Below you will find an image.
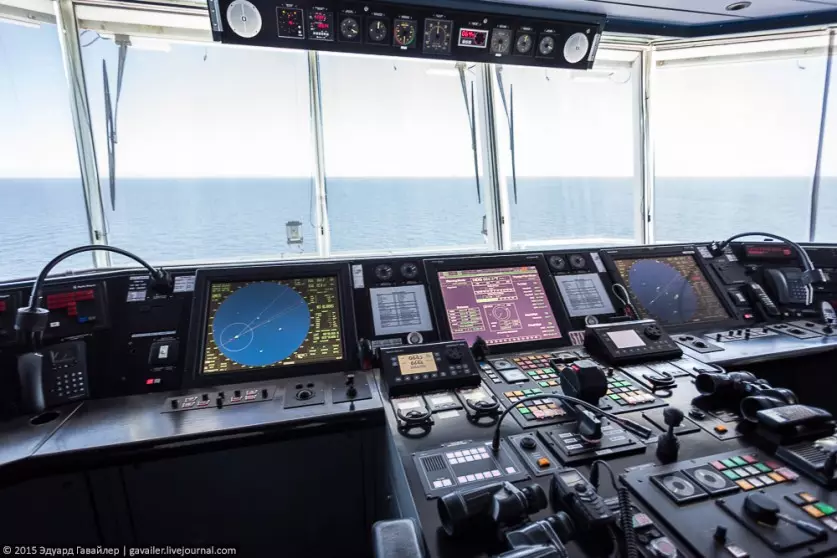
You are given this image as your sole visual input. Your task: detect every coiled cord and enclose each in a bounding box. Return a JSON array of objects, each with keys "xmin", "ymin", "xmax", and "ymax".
[{"xmin": 590, "ymin": 460, "xmax": 638, "ymax": 558}]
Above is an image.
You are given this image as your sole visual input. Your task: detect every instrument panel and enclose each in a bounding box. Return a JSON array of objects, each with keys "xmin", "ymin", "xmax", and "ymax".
[
  {"xmin": 0, "ymin": 242, "xmax": 835, "ymax": 417},
  {"xmin": 209, "ymin": 0, "xmax": 604, "ymax": 70}
]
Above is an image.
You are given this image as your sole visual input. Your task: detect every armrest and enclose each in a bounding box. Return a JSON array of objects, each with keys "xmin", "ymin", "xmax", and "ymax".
[{"xmin": 372, "ymin": 518, "xmax": 424, "ymax": 558}]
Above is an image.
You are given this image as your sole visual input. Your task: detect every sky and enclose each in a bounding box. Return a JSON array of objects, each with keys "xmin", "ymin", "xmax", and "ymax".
[{"xmin": 1, "ymin": 19, "xmax": 837, "ymax": 180}]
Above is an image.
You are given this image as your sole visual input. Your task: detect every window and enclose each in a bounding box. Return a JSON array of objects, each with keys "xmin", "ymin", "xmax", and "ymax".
[
  {"xmin": 0, "ymin": 20, "xmax": 89, "ymax": 280},
  {"xmin": 318, "ymin": 54, "xmax": 487, "ymax": 253},
  {"xmin": 814, "ymin": 48, "xmax": 837, "ymax": 242},
  {"xmin": 80, "ymin": 34, "xmax": 316, "ymax": 265},
  {"xmin": 492, "ymin": 51, "xmax": 641, "ymax": 249},
  {"xmin": 653, "ymin": 38, "xmax": 828, "ymax": 244}
]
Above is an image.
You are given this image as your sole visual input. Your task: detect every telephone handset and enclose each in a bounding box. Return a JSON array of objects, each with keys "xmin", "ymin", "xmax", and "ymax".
[
  {"xmin": 764, "ymin": 268, "xmax": 808, "ymax": 306},
  {"xmin": 18, "ymin": 340, "xmax": 89, "ymax": 414},
  {"xmin": 745, "ymin": 282, "xmax": 780, "ymax": 318}
]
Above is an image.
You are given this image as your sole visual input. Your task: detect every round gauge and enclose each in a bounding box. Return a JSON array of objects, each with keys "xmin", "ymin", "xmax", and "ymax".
[
  {"xmin": 423, "ymin": 19, "xmax": 452, "ymax": 52},
  {"xmin": 374, "ymin": 264, "xmax": 394, "ymax": 282},
  {"xmin": 548, "ymin": 255, "xmax": 567, "ymax": 272},
  {"xmin": 393, "ymin": 20, "xmax": 417, "ymax": 47},
  {"xmin": 406, "ymin": 331, "xmax": 424, "ymax": 345},
  {"xmin": 538, "ymin": 35, "xmax": 555, "ymax": 56},
  {"xmin": 569, "ymin": 254, "xmax": 587, "ymax": 270},
  {"xmin": 368, "ymin": 19, "xmax": 389, "ymax": 43},
  {"xmin": 585, "ymin": 315, "xmax": 599, "ymax": 326},
  {"xmin": 564, "ymin": 32, "xmax": 590, "ymax": 64},
  {"xmin": 490, "ymin": 28, "xmax": 512, "ymax": 55},
  {"xmin": 515, "ymin": 33, "xmax": 533, "ymax": 54},
  {"xmin": 212, "ymin": 282, "xmax": 310, "ymax": 367},
  {"xmin": 226, "ymin": 0, "xmax": 262, "ymax": 39},
  {"xmin": 340, "ymin": 16, "xmax": 360, "ymax": 40},
  {"xmin": 400, "ymin": 262, "xmax": 419, "ymax": 280}
]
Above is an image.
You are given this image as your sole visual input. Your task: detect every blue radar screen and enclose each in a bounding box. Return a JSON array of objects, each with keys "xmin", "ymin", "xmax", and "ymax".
[
  {"xmin": 613, "ymin": 254, "xmax": 730, "ymax": 326},
  {"xmin": 201, "ymin": 277, "xmax": 343, "ymax": 374}
]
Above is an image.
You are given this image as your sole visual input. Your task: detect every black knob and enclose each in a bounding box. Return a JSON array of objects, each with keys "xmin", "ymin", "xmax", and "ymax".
[
  {"xmin": 346, "ymin": 373, "xmax": 356, "ymax": 387},
  {"xmin": 825, "ymin": 326, "xmax": 834, "ymax": 334},
  {"xmin": 170, "ymin": 399, "xmax": 178, "ymax": 409},
  {"xmin": 218, "ymin": 391, "xmax": 225, "ymax": 399},
  {"xmin": 574, "ymin": 483, "xmax": 588, "ymax": 493},
  {"xmin": 234, "ymin": 390, "xmax": 241, "ymax": 398},
  {"xmin": 713, "ymin": 525, "xmax": 727, "ymax": 542},
  {"xmin": 716, "ymin": 333, "xmax": 722, "ymax": 341},
  {"xmin": 644, "ymin": 325, "xmax": 662, "ymax": 340},
  {"xmin": 664, "ymin": 407, "xmax": 685, "ymax": 428},
  {"xmin": 201, "ymin": 393, "xmax": 209, "ymax": 401},
  {"xmin": 216, "ymin": 397, "xmax": 223, "ymax": 409},
  {"xmin": 262, "ymin": 388, "xmax": 269, "ymax": 399},
  {"xmin": 689, "ymin": 407, "xmax": 706, "ymax": 420},
  {"xmin": 519, "ymin": 437, "xmax": 537, "ymax": 451},
  {"xmin": 445, "ymin": 347, "xmax": 463, "ymax": 362}
]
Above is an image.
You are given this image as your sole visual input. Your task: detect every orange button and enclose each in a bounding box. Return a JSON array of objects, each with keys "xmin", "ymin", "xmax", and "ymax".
[
  {"xmin": 514, "ymin": 391, "xmax": 525, "ymax": 397},
  {"xmin": 804, "ymin": 505, "xmax": 825, "ymax": 518},
  {"xmin": 537, "ymin": 457, "xmax": 551, "ymax": 468},
  {"xmin": 800, "ymin": 492, "xmax": 818, "ymax": 503},
  {"xmin": 736, "ymin": 480, "xmax": 754, "ymax": 491},
  {"xmin": 768, "ymin": 472, "xmax": 786, "ymax": 483},
  {"xmin": 714, "ymin": 425, "xmax": 728, "ymax": 434}
]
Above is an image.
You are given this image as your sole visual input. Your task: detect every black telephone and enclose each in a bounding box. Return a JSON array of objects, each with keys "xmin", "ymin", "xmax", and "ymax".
[
  {"xmin": 763, "ymin": 268, "xmax": 809, "ymax": 306},
  {"xmin": 745, "ymin": 282, "xmax": 781, "ymax": 318},
  {"xmin": 18, "ymin": 340, "xmax": 89, "ymax": 414},
  {"xmin": 756, "ymin": 404, "xmax": 833, "ymax": 432}
]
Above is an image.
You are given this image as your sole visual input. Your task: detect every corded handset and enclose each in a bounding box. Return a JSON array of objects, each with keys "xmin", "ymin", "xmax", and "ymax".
[
  {"xmin": 764, "ymin": 268, "xmax": 808, "ymax": 306},
  {"xmin": 744, "ymin": 282, "xmax": 780, "ymax": 318},
  {"xmin": 18, "ymin": 340, "xmax": 89, "ymax": 413},
  {"xmin": 756, "ymin": 404, "xmax": 833, "ymax": 432}
]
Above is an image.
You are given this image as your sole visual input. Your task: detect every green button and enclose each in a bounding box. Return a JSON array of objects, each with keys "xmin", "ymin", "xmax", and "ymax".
[
  {"xmin": 609, "ymin": 394, "xmax": 621, "ymax": 400},
  {"xmin": 518, "ymin": 408, "xmax": 531, "ymax": 415},
  {"xmin": 721, "ymin": 459, "xmax": 737, "ymax": 468},
  {"xmin": 528, "ymin": 371, "xmax": 537, "ymax": 376},
  {"xmin": 755, "ymin": 463, "xmax": 771, "ymax": 473},
  {"xmin": 533, "ymin": 389, "xmax": 543, "ymax": 394},
  {"xmin": 732, "ymin": 457, "xmax": 747, "ymax": 467},
  {"xmin": 539, "ymin": 381, "xmax": 549, "ymax": 387},
  {"xmin": 815, "ymin": 503, "xmax": 836, "ymax": 515},
  {"xmin": 523, "ymin": 389, "xmax": 534, "ymax": 395},
  {"xmin": 723, "ymin": 470, "xmax": 740, "ymax": 480}
]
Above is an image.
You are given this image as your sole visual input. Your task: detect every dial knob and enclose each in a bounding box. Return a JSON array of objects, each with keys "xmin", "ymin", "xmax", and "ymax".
[
  {"xmin": 569, "ymin": 254, "xmax": 587, "ymax": 270},
  {"xmin": 548, "ymin": 255, "xmax": 567, "ymax": 272},
  {"xmin": 400, "ymin": 262, "xmax": 419, "ymax": 279},
  {"xmin": 374, "ymin": 264, "xmax": 394, "ymax": 281},
  {"xmin": 644, "ymin": 324, "xmax": 662, "ymax": 340},
  {"xmin": 445, "ymin": 346, "xmax": 463, "ymax": 362}
]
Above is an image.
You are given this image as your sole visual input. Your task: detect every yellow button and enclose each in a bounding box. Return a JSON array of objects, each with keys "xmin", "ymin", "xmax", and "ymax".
[
  {"xmin": 714, "ymin": 425, "xmax": 728, "ymax": 434},
  {"xmin": 800, "ymin": 492, "xmax": 818, "ymax": 503},
  {"xmin": 804, "ymin": 505, "xmax": 825, "ymax": 518},
  {"xmin": 736, "ymin": 480, "xmax": 754, "ymax": 491},
  {"xmin": 537, "ymin": 457, "xmax": 551, "ymax": 468},
  {"xmin": 514, "ymin": 391, "xmax": 525, "ymax": 397},
  {"xmin": 768, "ymin": 472, "xmax": 786, "ymax": 483}
]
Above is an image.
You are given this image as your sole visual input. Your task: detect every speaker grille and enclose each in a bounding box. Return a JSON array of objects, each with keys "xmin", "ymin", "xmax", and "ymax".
[{"xmin": 421, "ymin": 455, "xmax": 447, "ymax": 473}]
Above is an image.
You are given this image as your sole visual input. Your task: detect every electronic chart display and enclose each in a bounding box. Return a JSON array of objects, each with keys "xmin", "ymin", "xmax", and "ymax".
[
  {"xmin": 555, "ymin": 273, "xmax": 615, "ymax": 317},
  {"xmin": 200, "ymin": 277, "xmax": 343, "ymax": 374},
  {"xmin": 612, "ymin": 254, "xmax": 730, "ymax": 326},
  {"xmin": 437, "ymin": 266, "xmax": 562, "ymax": 346},
  {"xmin": 370, "ymin": 284, "xmax": 433, "ymax": 336}
]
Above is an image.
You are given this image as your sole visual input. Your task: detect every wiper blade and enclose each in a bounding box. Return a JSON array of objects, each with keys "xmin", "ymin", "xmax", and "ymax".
[
  {"xmin": 103, "ymin": 38, "xmax": 129, "ymax": 211},
  {"xmin": 495, "ymin": 66, "xmax": 518, "ymax": 204},
  {"xmin": 457, "ymin": 63, "xmax": 481, "ymax": 204}
]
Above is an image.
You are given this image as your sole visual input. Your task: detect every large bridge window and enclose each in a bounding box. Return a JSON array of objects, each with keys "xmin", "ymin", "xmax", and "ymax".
[
  {"xmin": 80, "ymin": 35, "xmax": 316, "ymax": 265},
  {"xmin": 653, "ymin": 37, "xmax": 828, "ymax": 244},
  {"xmin": 318, "ymin": 54, "xmax": 487, "ymax": 254},
  {"xmin": 0, "ymin": 21, "xmax": 89, "ymax": 280},
  {"xmin": 492, "ymin": 50, "xmax": 642, "ymax": 249},
  {"xmin": 814, "ymin": 49, "xmax": 837, "ymax": 242}
]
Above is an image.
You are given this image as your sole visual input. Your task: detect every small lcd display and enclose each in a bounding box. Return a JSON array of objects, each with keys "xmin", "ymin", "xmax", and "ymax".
[
  {"xmin": 370, "ymin": 284, "xmax": 433, "ymax": 336},
  {"xmin": 398, "ymin": 352, "xmax": 438, "ymax": 375},
  {"xmin": 458, "ymin": 27, "xmax": 488, "ymax": 48},
  {"xmin": 607, "ymin": 329, "xmax": 646, "ymax": 349},
  {"xmin": 555, "ymin": 273, "xmax": 615, "ymax": 317},
  {"xmin": 430, "ymin": 394, "xmax": 455, "ymax": 405},
  {"xmin": 559, "ymin": 470, "xmax": 583, "ymax": 485},
  {"xmin": 437, "ymin": 266, "xmax": 562, "ymax": 347}
]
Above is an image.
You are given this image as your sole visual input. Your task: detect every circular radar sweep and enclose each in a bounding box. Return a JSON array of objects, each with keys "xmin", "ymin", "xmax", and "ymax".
[
  {"xmin": 212, "ymin": 282, "xmax": 310, "ymax": 367},
  {"xmin": 628, "ymin": 260, "xmax": 698, "ymax": 325}
]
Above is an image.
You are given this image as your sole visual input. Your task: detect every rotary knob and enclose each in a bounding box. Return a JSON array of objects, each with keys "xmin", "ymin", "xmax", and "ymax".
[
  {"xmin": 445, "ymin": 346, "xmax": 463, "ymax": 362},
  {"xmin": 644, "ymin": 324, "xmax": 663, "ymax": 340}
]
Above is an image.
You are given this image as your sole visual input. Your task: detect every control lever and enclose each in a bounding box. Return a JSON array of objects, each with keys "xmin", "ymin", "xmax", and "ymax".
[
  {"xmin": 821, "ymin": 301, "xmax": 836, "ymax": 333},
  {"xmin": 744, "ymin": 492, "xmax": 826, "ymax": 538},
  {"xmin": 345, "ymin": 373, "xmax": 357, "ymax": 398},
  {"xmin": 656, "ymin": 408, "xmax": 684, "ymax": 464}
]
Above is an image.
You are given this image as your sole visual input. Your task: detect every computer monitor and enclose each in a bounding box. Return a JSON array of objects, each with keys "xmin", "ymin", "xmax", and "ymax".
[
  {"xmin": 187, "ymin": 264, "xmax": 355, "ymax": 382},
  {"xmin": 434, "ymin": 264, "xmax": 563, "ymax": 347},
  {"xmin": 608, "ymin": 251, "xmax": 731, "ymax": 327},
  {"xmin": 369, "ymin": 284, "xmax": 434, "ymax": 336}
]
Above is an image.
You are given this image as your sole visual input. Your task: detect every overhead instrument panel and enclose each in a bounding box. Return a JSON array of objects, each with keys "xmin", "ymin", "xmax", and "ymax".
[
  {"xmin": 604, "ymin": 249, "xmax": 732, "ymax": 327},
  {"xmin": 208, "ymin": 0, "xmax": 604, "ymax": 70}
]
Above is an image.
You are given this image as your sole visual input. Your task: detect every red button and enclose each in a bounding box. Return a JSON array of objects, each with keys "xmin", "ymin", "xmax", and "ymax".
[
  {"xmin": 711, "ymin": 461, "xmax": 726, "ymax": 470},
  {"xmin": 742, "ymin": 455, "xmax": 757, "ymax": 464}
]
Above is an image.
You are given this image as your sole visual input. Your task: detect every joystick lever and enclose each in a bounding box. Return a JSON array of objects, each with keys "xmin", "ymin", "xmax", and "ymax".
[
  {"xmin": 656, "ymin": 407, "xmax": 684, "ymax": 464},
  {"xmin": 345, "ymin": 373, "xmax": 357, "ymax": 398},
  {"xmin": 744, "ymin": 493, "xmax": 826, "ymax": 537}
]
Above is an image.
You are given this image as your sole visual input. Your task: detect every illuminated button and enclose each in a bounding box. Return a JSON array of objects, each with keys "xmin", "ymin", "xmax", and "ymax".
[
  {"xmin": 803, "ymin": 505, "xmax": 825, "ymax": 518},
  {"xmin": 776, "ymin": 467, "xmax": 799, "ymax": 481},
  {"xmin": 825, "ymin": 518, "xmax": 837, "ymax": 531},
  {"xmin": 514, "ymin": 391, "xmax": 524, "ymax": 397},
  {"xmin": 537, "ymin": 457, "xmax": 551, "ymax": 468},
  {"xmin": 757, "ymin": 475, "xmax": 775, "ymax": 486},
  {"xmin": 754, "ymin": 463, "xmax": 771, "ymax": 473},
  {"xmin": 518, "ymin": 408, "xmax": 531, "ymax": 414},
  {"xmin": 768, "ymin": 472, "xmax": 786, "ymax": 483},
  {"xmin": 799, "ymin": 492, "xmax": 818, "ymax": 504},
  {"xmin": 711, "ymin": 461, "xmax": 726, "ymax": 471},
  {"xmin": 735, "ymin": 480, "xmax": 754, "ymax": 491},
  {"xmin": 539, "ymin": 381, "xmax": 549, "ymax": 387},
  {"xmin": 742, "ymin": 455, "xmax": 757, "ymax": 464},
  {"xmin": 723, "ymin": 470, "xmax": 740, "ymax": 480},
  {"xmin": 743, "ymin": 466, "xmax": 760, "ymax": 476},
  {"xmin": 714, "ymin": 425, "xmax": 728, "ymax": 434},
  {"xmin": 749, "ymin": 477, "xmax": 764, "ymax": 488},
  {"xmin": 815, "ymin": 503, "xmax": 836, "ymax": 515},
  {"xmin": 721, "ymin": 459, "xmax": 737, "ymax": 468},
  {"xmin": 731, "ymin": 457, "xmax": 747, "ymax": 467}
]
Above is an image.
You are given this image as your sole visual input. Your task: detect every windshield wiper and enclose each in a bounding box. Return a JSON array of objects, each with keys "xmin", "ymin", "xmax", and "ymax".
[
  {"xmin": 456, "ymin": 62, "xmax": 481, "ymax": 204},
  {"xmin": 494, "ymin": 66, "xmax": 518, "ymax": 204},
  {"xmin": 103, "ymin": 36, "xmax": 129, "ymax": 211}
]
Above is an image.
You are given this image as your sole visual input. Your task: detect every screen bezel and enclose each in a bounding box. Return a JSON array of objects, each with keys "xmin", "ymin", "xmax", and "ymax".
[
  {"xmin": 184, "ymin": 262, "xmax": 358, "ymax": 387},
  {"xmin": 424, "ymin": 253, "xmax": 571, "ymax": 352},
  {"xmin": 599, "ymin": 245, "xmax": 739, "ymax": 331}
]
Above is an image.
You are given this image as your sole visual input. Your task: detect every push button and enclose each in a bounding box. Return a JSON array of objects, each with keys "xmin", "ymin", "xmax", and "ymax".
[
  {"xmin": 714, "ymin": 425, "xmax": 728, "ymax": 434},
  {"xmin": 537, "ymin": 457, "xmax": 551, "ymax": 468}
]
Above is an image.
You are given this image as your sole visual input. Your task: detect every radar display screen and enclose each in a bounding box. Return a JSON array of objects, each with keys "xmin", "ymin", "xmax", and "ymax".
[
  {"xmin": 200, "ymin": 277, "xmax": 343, "ymax": 374},
  {"xmin": 437, "ymin": 266, "xmax": 562, "ymax": 346},
  {"xmin": 612, "ymin": 254, "xmax": 730, "ymax": 326}
]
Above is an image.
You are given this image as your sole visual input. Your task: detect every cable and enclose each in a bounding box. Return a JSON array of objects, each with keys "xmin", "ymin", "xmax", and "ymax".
[
  {"xmin": 590, "ymin": 460, "xmax": 638, "ymax": 558},
  {"xmin": 611, "ymin": 283, "xmax": 638, "ymax": 319},
  {"xmin": 491, "ymin": 393, "xmax": 653, "ymax": 452}
]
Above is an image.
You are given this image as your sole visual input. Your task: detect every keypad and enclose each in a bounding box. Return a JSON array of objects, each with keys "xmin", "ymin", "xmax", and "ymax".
[
  {"xmin": 784, "ymin": 491, "xmax": 837, "ymax": 520},
  {"xmin": 503, "ymin": 388, "xmax": 566, "ymax": 421},
  {"xmin": 606, "ymin": 376, "xmax": 654, "ymax": 406},
  {"xmin": 52, "ymin": 371, "xmax": 86, "ymax": 399},
  {"xmin": 479, "ymin": 363, "xmax": 503, "ymax": 384},
  {"xmin": 710, "ymin": 454, "xmax": 795, "ymax": 490},
  {"xmin": 511, "ymin": 355, "xmax": 561, "ymax": 385}
]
